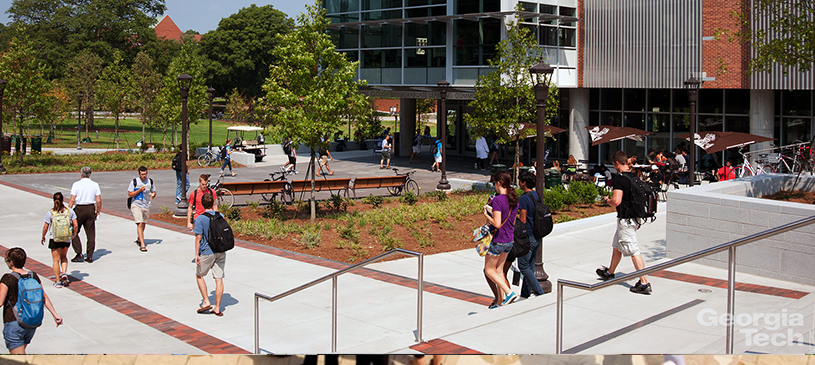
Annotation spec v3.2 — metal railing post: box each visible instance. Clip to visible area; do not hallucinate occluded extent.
[332,276,338,353]
[254,295,260,354]
[726,246,736,354]
[417,254,424,343]
[557,282,564,354]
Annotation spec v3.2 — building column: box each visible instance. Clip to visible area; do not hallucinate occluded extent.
[400,98,417,157]
[569,88,590,161]
[749,90,774,156]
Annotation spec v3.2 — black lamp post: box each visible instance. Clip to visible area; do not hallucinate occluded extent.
[207,87,216,150]
[684,76,702,187]
[436,78,451,191]
[76,92,84,150]
[174,73,193,217]
[0,78,6,173]
[529,57,554,292]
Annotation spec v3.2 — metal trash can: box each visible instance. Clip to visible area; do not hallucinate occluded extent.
[545,172,563,189]
[12,135,26,155]
[30,135,42,154]
[0,135,10,156]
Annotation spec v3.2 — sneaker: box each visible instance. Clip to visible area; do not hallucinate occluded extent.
[53,281,62,289]
[630,281,652,295]
[501,292,517,306]
[60,274,69,286]
[596,266,615,281]
[488,303,499,310]
[474,163,478,169]
[71,254,84,263]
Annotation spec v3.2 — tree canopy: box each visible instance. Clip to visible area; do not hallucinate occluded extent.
[201,4,294,98]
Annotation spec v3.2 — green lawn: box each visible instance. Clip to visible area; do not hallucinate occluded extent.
[42,117,240,150]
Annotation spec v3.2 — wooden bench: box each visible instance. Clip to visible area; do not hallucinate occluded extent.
[220,180,288,196]
[289,178,353,197]
[350,175,407,197]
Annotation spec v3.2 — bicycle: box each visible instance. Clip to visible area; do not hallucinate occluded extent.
[736,147,775,177]
[198,148,223,167]
[754,142,812,175]
[207,174,234,208]
[386,168,420,196]
[261,167,294,204]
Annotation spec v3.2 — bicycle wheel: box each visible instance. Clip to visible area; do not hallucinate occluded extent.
[261,178,273,202]
[217,187,234,209]
[279,182,293,204]
[405,180,419,196]
[760,165,775,174]
[198,153,209,167]
[736,165,753,178]
[387,185,402,196]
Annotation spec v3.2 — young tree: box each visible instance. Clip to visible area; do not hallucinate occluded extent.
[41,81,73,140]
[154,37,207,151]
[224,88,256,125]
[259,0,369,223]
[464,6,559,185]
[130,51,162,147]
[66,49,103,136]
[416,98,435,125]
[0,36,52,163]
[98,51,132,149]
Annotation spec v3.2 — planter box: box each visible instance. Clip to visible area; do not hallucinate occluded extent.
[666,174,815,285]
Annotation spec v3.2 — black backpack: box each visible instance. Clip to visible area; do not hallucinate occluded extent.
[127,177,154,209]
[171,152,183,171]
[618,173,658,222]
[412,135,419,146]
[282,139,291,154]
[202,212,235,253]
[432,143,439,155]
[524,191,554,238]
[510,216,531,260]
[220,146,228,159]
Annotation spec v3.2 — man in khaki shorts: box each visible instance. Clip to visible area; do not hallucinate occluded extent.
[127,166,156,252]
[192,193,226,316]
[596,150,651,294]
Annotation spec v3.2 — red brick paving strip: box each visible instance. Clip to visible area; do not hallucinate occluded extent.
[410,338,483,354]
[652,270,810,299]
[0,243,249,354]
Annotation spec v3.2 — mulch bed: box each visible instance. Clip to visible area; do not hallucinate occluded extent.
[762,190,815,205]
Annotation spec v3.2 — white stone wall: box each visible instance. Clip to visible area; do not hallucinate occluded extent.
[666,174,815,285]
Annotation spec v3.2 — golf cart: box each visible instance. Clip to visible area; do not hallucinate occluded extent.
[227,126,266,162]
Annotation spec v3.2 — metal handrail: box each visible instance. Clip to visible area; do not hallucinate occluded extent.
[556,214,815,354]
[254,248,424,354]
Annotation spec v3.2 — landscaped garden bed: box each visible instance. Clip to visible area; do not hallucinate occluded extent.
[152,182,616,264]
[761,190,815,205]
[1,151,219,174]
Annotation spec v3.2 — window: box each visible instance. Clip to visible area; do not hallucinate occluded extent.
[782,90,812,116]
[325,0,359,13]
[362,24,402,48]
[699,89,723,114]
[406,22,446,47]
[648,89,670,112]
[362,0,401,11]
[559,28,575,47]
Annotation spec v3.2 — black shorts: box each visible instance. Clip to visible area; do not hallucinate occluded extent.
[48,239,70,250]
[288,156,297,164]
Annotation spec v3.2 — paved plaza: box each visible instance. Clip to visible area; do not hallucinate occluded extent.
[0,148,812,356]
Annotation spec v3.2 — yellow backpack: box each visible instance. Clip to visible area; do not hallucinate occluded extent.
[51,209,72,243]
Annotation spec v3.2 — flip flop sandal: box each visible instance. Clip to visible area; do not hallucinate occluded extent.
[212,310,224,317]
[197,305,212,314]
[140,246,147,252]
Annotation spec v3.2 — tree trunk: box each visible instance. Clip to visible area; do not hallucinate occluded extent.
[141,107,146,147]
[514,138,520,187]
[18,123,24,165]
[310,150,317,224]
[114,114,120,150]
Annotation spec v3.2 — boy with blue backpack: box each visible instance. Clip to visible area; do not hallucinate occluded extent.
[0,247,62,354]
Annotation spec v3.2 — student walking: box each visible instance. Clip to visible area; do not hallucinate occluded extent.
[193,193,226,316]
[187,174,218,231]
[172,151,190,204]
[283,138,298,174]
[431,139,442,172]
[127,166,156,252]
[0,248,63,354]
[597,150,651,294]
[379,134,392,169]
[517,172,545,298]
[483,170,519,308]
[317,140,335,176]
[68,167,101,263]
[475,136,489,170]
[220,139,237,177]
[410,128,424,164]
[40,192,77,288]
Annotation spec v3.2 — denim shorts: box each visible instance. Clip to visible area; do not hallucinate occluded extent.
[487,241,513,256]
[3,321,36,351]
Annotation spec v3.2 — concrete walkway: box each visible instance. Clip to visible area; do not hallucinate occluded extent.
[0,148,813,355]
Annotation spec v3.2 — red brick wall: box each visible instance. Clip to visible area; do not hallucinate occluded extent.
[577,0,584,88]
[702,0,750,89]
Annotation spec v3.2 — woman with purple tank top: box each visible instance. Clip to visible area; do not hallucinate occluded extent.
[483,170,519,308]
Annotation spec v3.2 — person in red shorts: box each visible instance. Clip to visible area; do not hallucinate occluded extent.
[187,174,218,231]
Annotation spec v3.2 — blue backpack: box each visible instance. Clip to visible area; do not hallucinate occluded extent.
[9,272,44,328]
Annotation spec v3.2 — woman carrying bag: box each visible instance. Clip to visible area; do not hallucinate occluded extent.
[483,170,519,309]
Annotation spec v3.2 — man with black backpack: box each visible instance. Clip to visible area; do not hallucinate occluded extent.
[597,150,651,294]
[172,151,189,205]
[517,171,545,298]
[192,193,230,316]
[0,248,62,354]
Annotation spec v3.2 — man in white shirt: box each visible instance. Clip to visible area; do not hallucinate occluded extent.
[475,136,489,170]
[68,167,102,263]
[128,166,156,253]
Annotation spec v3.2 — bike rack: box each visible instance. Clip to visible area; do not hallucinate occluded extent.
[254,248,424,354]
[556,214,815,354]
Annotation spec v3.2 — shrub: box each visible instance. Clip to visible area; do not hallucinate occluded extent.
[247,200,261,209]
[541,188,566,212]
[568,181,599,205]
[218,203,231,213]
[362,194,384,208]
[225,206,242,221]
[400,191,419,205]
[263,200,285,220]
[329,194,347,211]
[425,190,448,202]
[378,235,401,251]
[338,222,360,242]
[295,226,321,249]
